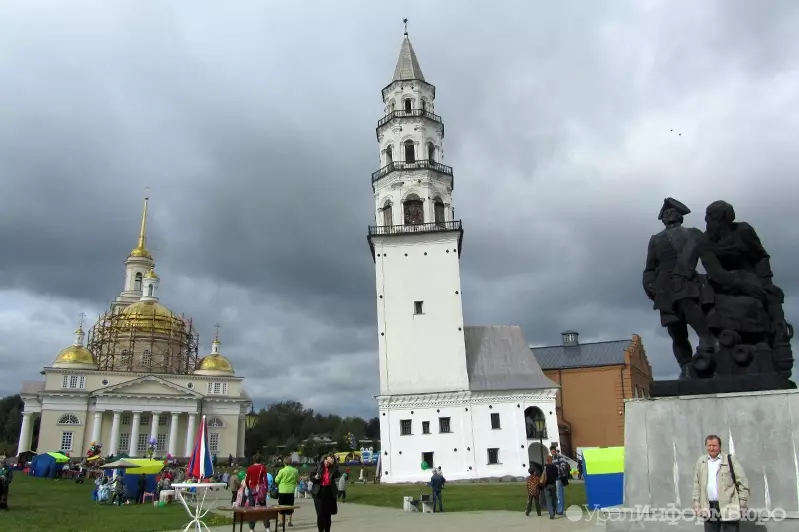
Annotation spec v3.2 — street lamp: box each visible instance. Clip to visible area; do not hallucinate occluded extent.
[533,417,547,466]
[245,406,258,430]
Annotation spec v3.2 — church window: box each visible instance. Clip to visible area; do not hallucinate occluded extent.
[134,272,142,291]
[207,416,225,428]
[57,414,80,425]
[404,98,412,112]
[491,412,501,429]
[524,406,547,439]
[414,301,424,315]
[62,375,85,390]
[404,140,415,163]
[207,382,229,395]
[140,415,150,426]
[434,198,445,224]
[422,421,430,434]
[421,100,427,112]
[487,448,500,465]
[137,433,148,452]
[142,349,152,366]
[427,141,435,161]
[157,434,167,452]
[60,432,73,452]
[158,415,168,426]
[438,417,451,433]
[147,284,154,297]
[121,415,131,425]
[385,145,393,165]
[382,201,393,226]
[209,433,220,453]
[403,194,424,225]
[118,433,130,454]
[120,350,132,365]
[400,419,412,435]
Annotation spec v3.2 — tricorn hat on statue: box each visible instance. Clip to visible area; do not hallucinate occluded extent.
[658,197,691,220]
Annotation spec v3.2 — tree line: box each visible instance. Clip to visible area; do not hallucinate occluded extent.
[244,400,380,459]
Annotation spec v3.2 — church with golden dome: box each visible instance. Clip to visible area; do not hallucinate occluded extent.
[17,199,252,460]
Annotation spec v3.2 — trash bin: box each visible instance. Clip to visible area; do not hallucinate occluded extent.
[403,496,413,512]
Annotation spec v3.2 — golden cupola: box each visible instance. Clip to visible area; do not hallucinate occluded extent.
[117,268,185,335]
[53,316,97,369]
[195,331,235,376]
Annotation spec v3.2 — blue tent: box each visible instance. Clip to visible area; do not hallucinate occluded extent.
[30,454,59,478]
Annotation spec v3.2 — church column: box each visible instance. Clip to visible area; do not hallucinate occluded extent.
[149,412,160,448]
[109,411,122,457]
[91,411,104,444]
[16,412,34,456]
[168,413,180,456]
[129,412,142,457]
[237,415,246,458]
[184,413,197,456]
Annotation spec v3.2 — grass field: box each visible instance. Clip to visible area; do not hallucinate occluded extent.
[3,475,231,532]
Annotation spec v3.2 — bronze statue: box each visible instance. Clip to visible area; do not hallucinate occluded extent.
[644,198,795,395]
[643,198,715,379]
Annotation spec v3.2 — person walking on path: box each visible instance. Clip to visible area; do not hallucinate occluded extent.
[336,471,348,502]
[312,455,341,532]
[540,456,558,519]
[525,464,542,516]
[692,434,749,532]
[228,469,241,505]
[245,455,271,532]
[275,457,300,528]
[550,445,569,515]
[0,459,13,510]
[430,468,445,512]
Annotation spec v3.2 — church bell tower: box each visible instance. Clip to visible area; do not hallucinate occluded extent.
[368,24,469,397]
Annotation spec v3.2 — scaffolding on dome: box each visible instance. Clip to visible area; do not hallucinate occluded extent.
[87,303,200,375]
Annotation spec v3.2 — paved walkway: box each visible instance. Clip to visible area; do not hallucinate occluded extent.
[171,498,600,532]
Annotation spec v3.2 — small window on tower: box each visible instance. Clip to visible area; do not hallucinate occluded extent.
[147,284,154,297]
[134,273,142,291]
[414,301,424,315]
[422,421,430,434]
[385,144,393,165]
[434,198,445,224]
[404,98,412,112]
[427,142,435,161]
[421,100,427,112]
[382,202,393,226]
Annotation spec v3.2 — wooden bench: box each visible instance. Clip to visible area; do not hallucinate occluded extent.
[226,505,300,532]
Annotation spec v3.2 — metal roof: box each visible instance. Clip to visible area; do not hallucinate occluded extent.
[393,35,425,82]
[530,339,632,370]
[464,325,558,391]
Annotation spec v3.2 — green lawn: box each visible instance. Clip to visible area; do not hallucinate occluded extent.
[342,479,587,512]
[3,475,231,532]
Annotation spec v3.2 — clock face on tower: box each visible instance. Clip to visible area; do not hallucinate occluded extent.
[404,200,424,225]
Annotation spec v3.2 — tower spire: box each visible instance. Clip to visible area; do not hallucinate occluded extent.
[129,195,153,259]
[212,323,222,354]
[393,22,425,82]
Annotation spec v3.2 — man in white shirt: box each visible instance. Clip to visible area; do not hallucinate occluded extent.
[692,434,749,531]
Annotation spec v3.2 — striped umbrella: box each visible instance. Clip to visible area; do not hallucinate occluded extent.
[186,415,214,479]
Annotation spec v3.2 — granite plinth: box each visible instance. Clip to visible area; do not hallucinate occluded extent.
[651,374,795,397]
[604,389,799,531]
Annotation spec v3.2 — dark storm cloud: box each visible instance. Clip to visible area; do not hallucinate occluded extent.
[1,0,799,414]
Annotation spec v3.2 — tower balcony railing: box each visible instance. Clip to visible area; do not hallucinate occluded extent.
[371,159,453,184]
[368,220,461,236]
[367,220,464,261]
[376,108,443,131]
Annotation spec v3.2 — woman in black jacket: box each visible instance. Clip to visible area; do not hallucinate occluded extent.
[312,455,341,532]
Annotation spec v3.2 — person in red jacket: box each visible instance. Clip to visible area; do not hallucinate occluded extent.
[245,455,270,532]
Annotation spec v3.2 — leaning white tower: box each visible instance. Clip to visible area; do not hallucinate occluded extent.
[368,26,469,399]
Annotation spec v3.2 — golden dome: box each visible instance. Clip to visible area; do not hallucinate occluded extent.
[144,269,159,279]
[198,354,234,373]
[129,245,152,259]
[54,344,95,366]
[117,300,184,334]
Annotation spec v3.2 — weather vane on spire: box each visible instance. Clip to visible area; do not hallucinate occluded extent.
[78,312,86,329]
[144,185,150,200]
[214,323,222,341]
[403,18,408,36]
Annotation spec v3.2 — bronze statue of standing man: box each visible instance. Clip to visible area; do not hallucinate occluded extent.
[643,198,715,378]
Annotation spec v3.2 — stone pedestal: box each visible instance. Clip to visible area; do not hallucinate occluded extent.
[604,389,799,531]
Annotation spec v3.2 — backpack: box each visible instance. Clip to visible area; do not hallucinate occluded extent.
[557,459,570,485]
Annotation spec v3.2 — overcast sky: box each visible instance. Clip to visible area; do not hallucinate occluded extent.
[1,0,798,417]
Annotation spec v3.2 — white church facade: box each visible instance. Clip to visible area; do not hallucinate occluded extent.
[368,29,559,483]
[18,199,251,460]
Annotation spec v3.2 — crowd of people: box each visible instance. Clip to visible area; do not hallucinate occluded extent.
[525,444,573,519]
